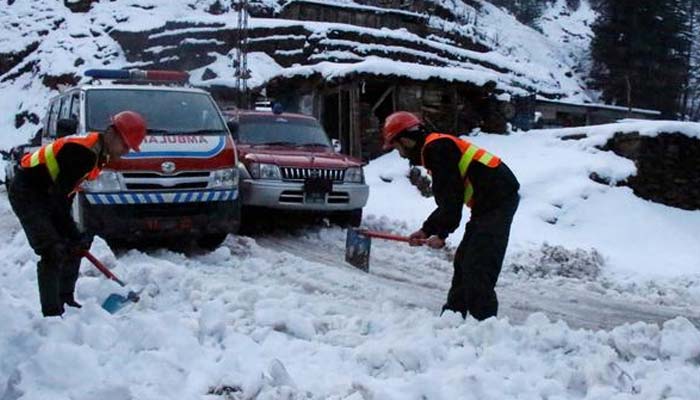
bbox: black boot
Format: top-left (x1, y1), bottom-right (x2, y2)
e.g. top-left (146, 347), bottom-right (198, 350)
top-left (42, 305), bottom-right (65, 317)
top-left (61, 293), bottom-right (82, 309)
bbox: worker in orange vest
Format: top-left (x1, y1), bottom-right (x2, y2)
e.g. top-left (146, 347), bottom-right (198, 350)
top-left (8, 111), bottom-right (146, 317)
top-left (382, 111), bottom-right (520, 321)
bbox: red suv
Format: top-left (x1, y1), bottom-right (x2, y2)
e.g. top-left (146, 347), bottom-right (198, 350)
top-left (228, 110), bottom-right (369, 227)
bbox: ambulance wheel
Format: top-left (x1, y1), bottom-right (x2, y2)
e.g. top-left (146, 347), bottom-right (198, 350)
top-left (71, 194), bottom-right (88, 233)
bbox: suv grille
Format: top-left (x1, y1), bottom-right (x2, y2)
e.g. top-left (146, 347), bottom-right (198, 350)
top-left (122, 171), bottom-right (210, 190)
top-left (280, 167), bottom-right (344, 181)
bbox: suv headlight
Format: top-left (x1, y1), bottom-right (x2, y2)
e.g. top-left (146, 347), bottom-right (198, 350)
top-left (211, 168), bottom-right (239, 188)
top-left (81, 171), bottom-right (122, 192)
top-left (344, 167), bottom-right (364, 183)
top-left (248, 163), bottom-right (281, 180)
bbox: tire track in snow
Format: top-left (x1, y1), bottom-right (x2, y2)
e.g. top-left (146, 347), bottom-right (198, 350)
top-left (253, 232), bottom-right (446, 311)
top-left (253, 228), bottom-right (700, 331)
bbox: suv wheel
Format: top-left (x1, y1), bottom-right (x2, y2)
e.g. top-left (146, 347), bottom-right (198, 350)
top-left (197, 233), bottom-right (228, 250)
top-left (331, 208), bottom-right (363, 228)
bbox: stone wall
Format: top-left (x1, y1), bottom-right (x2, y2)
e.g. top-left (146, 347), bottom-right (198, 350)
top-left (601, 132), bottom-right (700, 210)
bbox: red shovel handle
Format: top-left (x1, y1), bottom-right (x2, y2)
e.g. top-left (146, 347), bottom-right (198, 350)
top-left (358, 229), bottom-right (425, 244)
top-left (82, 250), bottom-right (126, 287)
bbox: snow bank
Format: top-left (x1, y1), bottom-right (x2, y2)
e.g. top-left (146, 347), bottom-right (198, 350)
top-left (540, 120), bottom-right (700, 145)
top-left (365, 126), bottom-right (700, 285)
top-left (0, 225), bottom-right (698, 399)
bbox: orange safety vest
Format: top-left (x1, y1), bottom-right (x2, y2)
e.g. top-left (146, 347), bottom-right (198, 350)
top-left (421, 133), bottom-right (501, 208)
top-left (21, 132), bottom-right (103, 184)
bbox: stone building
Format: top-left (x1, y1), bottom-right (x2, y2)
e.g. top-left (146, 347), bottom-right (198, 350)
top-left (536, 99), bottom-right (661, 129)
top-left (107, 1), bottom-right (546, 159)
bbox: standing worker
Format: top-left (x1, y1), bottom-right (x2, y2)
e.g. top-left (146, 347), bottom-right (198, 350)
top-left (8, 111), bottom-right (146, 317)
top-left (382, 111), bottom-right (519, 321)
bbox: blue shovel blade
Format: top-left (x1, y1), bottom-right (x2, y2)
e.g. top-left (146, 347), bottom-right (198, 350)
top-left (101, 291), bottom-right (139, 314)
top-left (345, 228), bottom-right (371, 272)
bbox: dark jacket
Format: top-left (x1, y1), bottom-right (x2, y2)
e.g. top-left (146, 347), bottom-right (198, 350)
top-left (420, 137), bottom-right (520, 239)
top-left (18, 142), bottom-right (99, 197)
top-left (13, 142), bottom-right (100, 240)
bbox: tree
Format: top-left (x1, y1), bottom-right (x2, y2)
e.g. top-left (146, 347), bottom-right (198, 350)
top-left (679, 0), bottom-right (700, 120)
top-left (590, 0), bottom-right (690, 118)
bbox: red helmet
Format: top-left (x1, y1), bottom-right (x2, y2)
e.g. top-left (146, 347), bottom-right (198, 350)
top-left (111, 111), bottom-right (146, 152)
top-left (382, 111), bottom-right (421, 150)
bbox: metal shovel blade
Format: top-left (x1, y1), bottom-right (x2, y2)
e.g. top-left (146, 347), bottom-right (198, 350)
top-left (101, 291), bottom-right (140, 314)
top-left (345, 228), bottom-right (371, 272)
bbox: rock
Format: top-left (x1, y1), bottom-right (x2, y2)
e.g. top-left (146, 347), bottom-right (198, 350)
top-left (602, 132), bottom-right (700, 210)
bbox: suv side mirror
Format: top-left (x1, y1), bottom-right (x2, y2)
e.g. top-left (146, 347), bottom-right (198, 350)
top-left (56, 118), bottom-right (78, 138)
top-left (331, 139), bottom-right (342, 153)
top-left (227, 120), bottom-right (239, 140)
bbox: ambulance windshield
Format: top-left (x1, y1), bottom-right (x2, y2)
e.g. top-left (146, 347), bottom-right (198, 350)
top-left (86, 89), bottom-right (226, 135)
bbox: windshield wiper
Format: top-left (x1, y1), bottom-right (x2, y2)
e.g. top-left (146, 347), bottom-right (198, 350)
top-left (259, 141), bottom-right (296, 146)
top-left (146, 128), bottom-right (169, 134)
top-left (175, 129), bottom-right (227, 135)
top-left (295, 143), bottom-right (330, 148)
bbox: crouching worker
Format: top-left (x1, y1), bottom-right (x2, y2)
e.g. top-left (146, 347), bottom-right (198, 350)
top-left (8, 111), bottom-right (146, 317)
top-left (382, 111), bottom-right (520, 321)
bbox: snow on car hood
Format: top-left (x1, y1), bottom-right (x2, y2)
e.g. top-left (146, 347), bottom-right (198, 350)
top-left (237, 145), bottom-right (363, 168)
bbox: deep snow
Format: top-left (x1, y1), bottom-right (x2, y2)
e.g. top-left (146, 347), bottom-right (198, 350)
top-left (1, 122), bottom-right (700, 399)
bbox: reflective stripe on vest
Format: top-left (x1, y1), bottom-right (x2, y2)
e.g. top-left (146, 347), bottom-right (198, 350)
top-left (422, 133), bottom-right (501, 207)
top-left (21, 133), bottom-right (101, 182)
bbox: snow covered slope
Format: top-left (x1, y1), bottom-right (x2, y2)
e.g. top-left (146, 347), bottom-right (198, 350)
top-left (0, 0), bottom-right (595, 147)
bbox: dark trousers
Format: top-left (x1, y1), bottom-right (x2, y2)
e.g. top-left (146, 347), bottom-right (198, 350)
top-left (8, 173), bottom-right (81, 317)
top-left (444, 194), bottom-right (519, 320)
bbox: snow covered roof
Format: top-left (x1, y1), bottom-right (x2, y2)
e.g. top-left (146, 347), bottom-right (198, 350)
top-left (537, 98), bottom-right (662, 116)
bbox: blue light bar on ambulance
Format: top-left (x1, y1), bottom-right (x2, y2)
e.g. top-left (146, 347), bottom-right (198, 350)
top-left (84, 69), bottom-right (189, 82)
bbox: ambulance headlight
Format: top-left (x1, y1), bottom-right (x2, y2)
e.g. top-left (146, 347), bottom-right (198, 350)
top-left (211, 168), bottom-right (239, 188)
top-left (81, 171), bottom-right (122, 192)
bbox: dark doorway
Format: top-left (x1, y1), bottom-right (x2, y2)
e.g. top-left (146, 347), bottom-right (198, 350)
top-left (359, 83), bottom-right (395, 159)
top-left (321, 90), bottom-right (352, 155)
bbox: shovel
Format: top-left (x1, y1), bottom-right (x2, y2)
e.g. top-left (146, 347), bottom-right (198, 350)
top-left (345, 228), bottom-right (424, 272)
top-left (82, 250), bottom-right (140, 313)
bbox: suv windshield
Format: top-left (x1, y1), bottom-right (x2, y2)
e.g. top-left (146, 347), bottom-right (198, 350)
top-left (237, 117), bottom-right (331, 147)
top-left (86, 89), bottom-right (226, 134)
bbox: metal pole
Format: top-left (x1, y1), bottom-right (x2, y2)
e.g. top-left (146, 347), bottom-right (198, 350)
top-left (236, 0), bottom-right (250, 109)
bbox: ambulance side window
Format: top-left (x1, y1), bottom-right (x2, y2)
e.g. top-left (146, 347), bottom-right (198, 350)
top-left (56, 94), bottom-right (79, 138)
top-left (69, 92), bottom-right (80, 122)
top-left (58, 96), bottom-right (71, 120)
top-left (47, 99), bottom-right (61, 139)
top-left (44, 101), bottom-right (56, 139)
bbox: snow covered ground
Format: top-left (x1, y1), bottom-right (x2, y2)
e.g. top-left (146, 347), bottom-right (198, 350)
top-left (2, 121), bottom-right (700, 399)
top-left (1, 1), bottom-right (699, 398)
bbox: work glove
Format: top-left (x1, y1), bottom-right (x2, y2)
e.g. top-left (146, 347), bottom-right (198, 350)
top-left (425, 235), bottom-right (446, 249)
top-left (409, 230), bottom-right (445, 248)
top-left (408, 229), bottom-right (427, 246)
